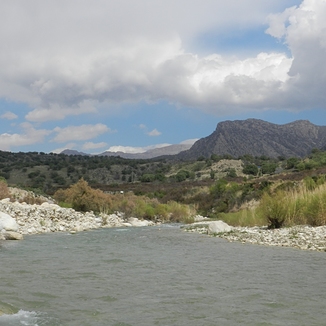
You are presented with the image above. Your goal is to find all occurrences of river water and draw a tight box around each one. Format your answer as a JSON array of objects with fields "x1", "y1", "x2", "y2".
[{"x1": 1, "y1": 225, "x2": 326, "y2": 326}]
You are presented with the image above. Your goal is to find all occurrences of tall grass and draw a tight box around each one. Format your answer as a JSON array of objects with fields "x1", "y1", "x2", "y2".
[
  {"x1": 219, "y1": 181, "x2": 326, "y2": 228},
  {"x1": 218, "y1": 209, "x2": 265, "y2": 227}
]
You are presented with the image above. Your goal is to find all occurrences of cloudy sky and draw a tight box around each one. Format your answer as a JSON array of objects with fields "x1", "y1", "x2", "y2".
[{"x1": 1, "y1": 0, "x2": 326, "y2": 154}]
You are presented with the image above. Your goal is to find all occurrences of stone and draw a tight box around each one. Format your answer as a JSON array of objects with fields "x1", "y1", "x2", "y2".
[
  {"x1": 2, "y1": 231, "x2": 23, "y2": 240},
  {"x1": 194, "y1": 215, "x2": 208, "y2": 222},
  {"x1": 207, "y1": 220, "x2": 232, "y2": 234},
  {"x1": 128, "y1": 217, "x2": 151, "y2": 227},
  {"x1": 0, "y1": 211, "x2": 19, "y2": 232}
]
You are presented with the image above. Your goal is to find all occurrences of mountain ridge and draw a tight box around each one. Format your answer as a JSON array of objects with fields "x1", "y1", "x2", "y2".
[
  {"x1": 177, "y1": 119, "x2": 326, "y2": 159},
  {"x1": 61, "y1": 119, "x2": 326, "y2": 160}
]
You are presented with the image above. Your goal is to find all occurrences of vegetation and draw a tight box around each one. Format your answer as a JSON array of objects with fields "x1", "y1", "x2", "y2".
[
  {"x1": 3, "y1": 148, "x2": 326, "y2": 228},
  {"x1": 53, "y1": 179, "x2": 196, "y2": 223},
  {"x1": 219, "y1": 176, "x2": 326, "y2": 228}
]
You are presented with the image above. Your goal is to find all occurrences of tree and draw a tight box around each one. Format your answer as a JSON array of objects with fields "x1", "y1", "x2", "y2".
[
  {"x1": 286, "y1": 157, "x2": 300, "y2": 169},
  {"x1": 261, "y1": 162, "x2": 277, "y2": 175},
  {"x1": 243, "y1": 164, "x2": 258, "y2": 176}
]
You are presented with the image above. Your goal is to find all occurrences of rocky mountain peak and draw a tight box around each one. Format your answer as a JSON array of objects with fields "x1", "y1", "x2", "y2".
[{"x1": 178, "y1": 119, "x2": 326, "y2": 160}]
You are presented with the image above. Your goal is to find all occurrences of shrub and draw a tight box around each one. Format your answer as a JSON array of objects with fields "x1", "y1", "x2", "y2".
[
  {"x1": 166, "y1": 201, "x2": 194, "y2": 223},
  {"x1": 257, "y1": 191, "x2": 288, "y2": 228},
  {"x1": 53, "y1": 178, "x2": 112, "y2": 213},
  {"x1": 243, "y1": 164, "x2": 258, "y2": 176},
  {"x1": 0, "y1": 179, "x2": 10, "y2": 200}
]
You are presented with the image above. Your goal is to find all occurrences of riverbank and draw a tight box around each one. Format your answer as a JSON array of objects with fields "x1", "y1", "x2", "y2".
[
  {"x1": 0, "y1": 198, "x2": 155, "y2": 240},
  {"x1": 184, "y1": 222, "x2": 326, "y2": 252},
  {"x1": 2, "y1": 195, "x2": 326, "y2": 252}
]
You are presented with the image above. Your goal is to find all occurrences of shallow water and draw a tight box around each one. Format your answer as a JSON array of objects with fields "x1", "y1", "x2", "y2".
[{"x1": 1, "y1": 225, "x2": 326, "y2": 325}]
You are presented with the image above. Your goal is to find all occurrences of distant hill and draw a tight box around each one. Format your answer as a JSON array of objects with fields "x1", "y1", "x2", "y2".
[
  {"x1": 60, "y1": 149, "x2": 90, "y2": 156},
  {"x1": 100, "y1": 143, "x2": 193, "y2": 159},
  {"x1": 177, "y1": 119, "x2": 326, "y2": 159},
  {"x1": 61, "y1": 143, "x2": 193, "y2": 159}
]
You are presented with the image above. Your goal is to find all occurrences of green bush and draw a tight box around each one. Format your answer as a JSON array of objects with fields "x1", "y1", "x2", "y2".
[{"x1": 243, "y1": 164, "x2": 258, "y2": 176}]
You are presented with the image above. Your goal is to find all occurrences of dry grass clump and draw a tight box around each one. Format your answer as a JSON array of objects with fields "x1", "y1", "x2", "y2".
[
  {"x1": 219, "y1": 178, "x2": 326, "y2": 228},
  {"x1": 218, "y1": 209, "x2": 265, "y2": 227},
  {"x1": 0, "y1": 179, "x2": 10, "y2": 200},
  {"x1": 255, "y1": 181, "x2": 326, "y2": 228}
]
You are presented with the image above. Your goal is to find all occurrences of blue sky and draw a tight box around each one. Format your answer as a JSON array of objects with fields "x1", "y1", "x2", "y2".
[{"x1": 1, "y1": 0, "x2": 326, "y2": 154}]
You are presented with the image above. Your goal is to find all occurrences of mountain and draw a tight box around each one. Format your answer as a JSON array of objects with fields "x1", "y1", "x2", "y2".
[
  {"x1": 177, "y1": 119, "x2": 326, "y2": 160},
  {"x1": 99, "y1": 143, "x2": 193, "y2": 159},
  {"x1": 60, "y1": 149, "x2": 90, "y2": 156},
  {"x1": 61, "y1": 143, "x2": 193, "y2": 159}
]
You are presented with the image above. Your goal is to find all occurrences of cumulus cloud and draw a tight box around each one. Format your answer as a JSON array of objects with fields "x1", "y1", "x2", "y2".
[
  {"x1": 0, "y1": 123, "x2": 50, "y2": 151},
  {"x1": 266, "y1": 0, "x2": 326, "y2": 108},
  {"x1": 52, "y1": 123, "x2": 111, "y2": 143},
  {"x1": 26, "y1": 100, "x2": 97, "y2": 122},
  {"x1": 0, "y1": 0, "x2": 325, "y2": 120},
  {"x1": 0, "y1": 111, "x2": 18, "y2": 120},
  {"x1": 147, "y1": 129, "x2": 162, "y2": 136}
]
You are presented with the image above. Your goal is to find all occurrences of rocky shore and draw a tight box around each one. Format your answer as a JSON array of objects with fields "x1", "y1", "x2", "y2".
[
  {"x1": 185, "y1": 221, "x2": 326, "y2": 252},
  {"x1": 2, "y1": 192, "x2": 326, "y2": 252},
  {"x1": 0, "y1": 198, "x2": 155, "y2": 241}
]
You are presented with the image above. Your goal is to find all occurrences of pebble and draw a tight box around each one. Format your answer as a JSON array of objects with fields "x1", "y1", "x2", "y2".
[{"x1": 185, "y1": 223, "x2": 326, "y2": 252}]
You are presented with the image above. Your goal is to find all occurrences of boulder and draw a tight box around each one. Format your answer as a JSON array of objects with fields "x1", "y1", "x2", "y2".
[
  {"x1": 2, "y1": 231, "x2": 23, "y2": 240},
  {"x1": 0, "y1": 212, "x2": 19, "y2": 232},
  {"x1": 208, "y1": 221, "x2": 232, "y2": 234},
  {"x1": 128, "y1": 217, "x2": 153, "y2": 227}
]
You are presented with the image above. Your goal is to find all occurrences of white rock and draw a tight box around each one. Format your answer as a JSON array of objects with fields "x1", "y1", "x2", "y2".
[
  {"x1": 194, "y1": 215, "x2": 208, "y2": 222},
  {"x1": 2, "y1": 231, "x2": 23, "y2": 240},
  {"x1": 0, "y1": 212, "x2": 19, "y2": 232},
  {"x1": 208, "y1": 221, "x2": 232, "y2": 234},
  {"x1": 128, "y1": 217, "x2": 152, "y2": 227}
]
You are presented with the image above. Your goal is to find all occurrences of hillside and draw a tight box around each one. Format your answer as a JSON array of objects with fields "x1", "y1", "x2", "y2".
[
  {"x1": 2, "y1": 119, "x2": 326, "y2": 199},
  {"x1": 177, "y1": 119, "x2": 326, "y2": 160}
]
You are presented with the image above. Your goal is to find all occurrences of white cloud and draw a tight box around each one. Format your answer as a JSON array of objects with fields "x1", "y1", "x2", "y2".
[
  {"x1": 82, "y1": 142, "x2": 107, "y2": 150},
  {"x1": 1, "y1": 0, "x2": 325, "y2": 120},
  {"x1": 265, "y1": 0, "x2": 326, "y2": 109},
  {"x1": 26, "y1": 100, "x2": 98, "y2": 122},
  {"x1": 147, "y1": 129, "x2": 162, "y2": 137},
  {"x1": 52, "y1": 123, "x2": 111, "y2": 143},
  {"x1": 0, "y1": 123, "x2": 50, "y2": 151},
  {"x1": 0, "y1": 111, "x2": 18, "y2": 120}
]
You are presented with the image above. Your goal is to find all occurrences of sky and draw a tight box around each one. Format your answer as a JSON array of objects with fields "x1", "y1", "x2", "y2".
[{"x1": 1, "y1": 0, "x2": 326, "y2": 154}]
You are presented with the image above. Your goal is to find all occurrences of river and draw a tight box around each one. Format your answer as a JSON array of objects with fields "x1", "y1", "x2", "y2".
[{"x1": 1, "y1": 225, "x2": 326, "y2": 325}]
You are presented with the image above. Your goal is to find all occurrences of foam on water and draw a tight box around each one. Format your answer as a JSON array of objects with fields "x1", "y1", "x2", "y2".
[{"x1": 0, "y1": 310, "x2": 57, "y2": 326}]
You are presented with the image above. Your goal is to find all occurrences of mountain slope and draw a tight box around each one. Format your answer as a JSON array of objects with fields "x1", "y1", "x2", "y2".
[{"x1": 178, "y1": 119, "x2": 326, "y2": 159}]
